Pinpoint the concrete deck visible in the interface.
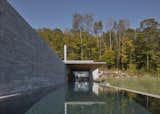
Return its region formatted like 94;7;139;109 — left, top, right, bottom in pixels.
64;60;106;70
100;83;160;99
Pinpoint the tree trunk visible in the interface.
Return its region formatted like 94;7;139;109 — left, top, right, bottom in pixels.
115;32;120;74
146;52;149;70
118;36;121;70
109;31;112;49
96;35;99;59
80;29;83;60
99;37;101;58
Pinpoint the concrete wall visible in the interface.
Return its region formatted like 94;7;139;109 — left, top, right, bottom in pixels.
0;0;65;96
92;69;102;80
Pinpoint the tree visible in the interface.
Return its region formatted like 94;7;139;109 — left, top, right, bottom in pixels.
93;21;103;58
134;32;147;69
117;19;130;69
139;18;159;70
101;49;115;68
83;13;94;34
106;17;114;49
72;13;83;31
154;52;160;77
37;28;64;59
53;28;64;58
72;13;94;60
64;30;81;60
121;37;134;70
37;15;160;76
72;13;83;59
140;18;158;30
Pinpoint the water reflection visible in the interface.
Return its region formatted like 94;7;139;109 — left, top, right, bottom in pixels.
0;82;160;114
0;86;64;114
74;82;89;92
66;83;160;114
92;83;100;95
26;86;65;114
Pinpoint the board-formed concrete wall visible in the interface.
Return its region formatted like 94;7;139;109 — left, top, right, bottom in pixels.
0;0;65;96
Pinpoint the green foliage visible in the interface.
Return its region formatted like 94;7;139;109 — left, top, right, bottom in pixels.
121;37;134;69
101;49;115;68
37;16;160;77
37;28;64;59
153;52;160;77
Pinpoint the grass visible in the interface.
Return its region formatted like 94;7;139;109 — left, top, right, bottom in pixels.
100;76;160;95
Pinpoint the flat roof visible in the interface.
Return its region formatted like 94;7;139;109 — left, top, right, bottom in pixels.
64;60;106;70
64;60;106;65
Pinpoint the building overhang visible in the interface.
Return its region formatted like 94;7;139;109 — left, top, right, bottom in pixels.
64;60;106;71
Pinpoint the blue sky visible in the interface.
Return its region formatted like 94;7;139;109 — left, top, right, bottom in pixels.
8;0;160;30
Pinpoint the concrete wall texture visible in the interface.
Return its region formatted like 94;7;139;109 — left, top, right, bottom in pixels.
0;0;65;96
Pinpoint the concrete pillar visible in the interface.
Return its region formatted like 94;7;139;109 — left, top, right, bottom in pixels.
64;45;67;61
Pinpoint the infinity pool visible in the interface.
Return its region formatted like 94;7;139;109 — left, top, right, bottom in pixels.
0;83;160;114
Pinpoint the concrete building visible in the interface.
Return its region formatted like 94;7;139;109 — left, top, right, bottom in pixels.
63;45;105;83
0;0;65;96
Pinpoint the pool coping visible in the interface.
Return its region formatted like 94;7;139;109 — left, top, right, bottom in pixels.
99;83;160;99
0;93;21;100
0;82;66;101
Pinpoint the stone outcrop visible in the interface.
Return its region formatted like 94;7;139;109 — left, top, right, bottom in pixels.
0;0;65;96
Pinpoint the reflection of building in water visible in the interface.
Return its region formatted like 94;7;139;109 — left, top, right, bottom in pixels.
65;83;155;114
92;83;100;95
73;71;89;82
64;101;106;114
74;82;89;92
73;81;101;94
65;82;105;114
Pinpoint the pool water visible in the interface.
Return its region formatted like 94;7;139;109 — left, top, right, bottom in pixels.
0;83;160;114
65;83;160;114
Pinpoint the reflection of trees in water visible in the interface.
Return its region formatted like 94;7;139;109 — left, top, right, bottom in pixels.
99;86;160;114
66;85;160;114
67;90;151;114
98;89;152;114
131;94;160;114
119;90;160;114
68;104;107;114
149;98;160;114
65;83;98;101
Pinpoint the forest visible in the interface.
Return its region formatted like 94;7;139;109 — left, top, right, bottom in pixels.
37;13;160;76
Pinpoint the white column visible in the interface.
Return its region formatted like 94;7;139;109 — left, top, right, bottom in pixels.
64;45;67;61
